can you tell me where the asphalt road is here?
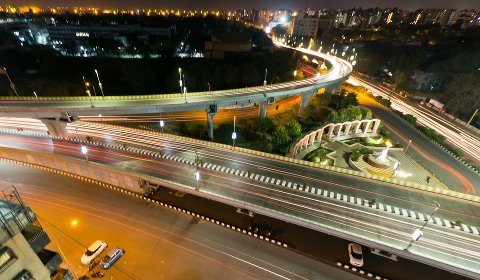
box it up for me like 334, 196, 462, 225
67, 122, 480, 226
0, 132, 479, 278
0, 161, 469, 280
0, 161, 362, 280
358, 94, 480, 194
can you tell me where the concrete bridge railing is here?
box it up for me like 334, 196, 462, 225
290, 119, 381, 157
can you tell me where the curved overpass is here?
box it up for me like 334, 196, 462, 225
0, 44, 352, 120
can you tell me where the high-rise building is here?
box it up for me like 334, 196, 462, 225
290, 11, 333, 39
0, 186, 68, 280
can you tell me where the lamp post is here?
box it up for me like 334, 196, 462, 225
94, 69, 105, 98
33, 91, 38, 98
160, 120, 164, 133
178, 67, 183, 94
183, 85, 187, 103
232, 116, 237, 147
1, 67, 18, 96
82, 76, 94, 108
405, 201, 440, 251
467, 108, 479, 126
207, 82, 211, 92
80, 145, 88, 161
194, 170, 200, 190
396, 139, 412, 170
194, 150, 200, 190
263, 68, 268, 86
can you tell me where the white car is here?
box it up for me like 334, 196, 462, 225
348, 243, 364, 267
81, 240, 108, 265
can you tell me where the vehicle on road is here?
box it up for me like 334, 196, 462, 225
101, 247, 125, 269
348, 243, 364, 267
81, 240, 108, 265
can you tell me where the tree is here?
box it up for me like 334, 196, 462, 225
403, 114, 417, 125
330, 91, 359, 109
340, 92, 359, 108
285, 120, 302, 138
329, 105, 364, 122
271, 126, 291, 146
361, 107, 373, 120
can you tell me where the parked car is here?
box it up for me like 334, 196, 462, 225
81, 240, 108, 265
101, 247, 125, 269
348, 243, 364, 267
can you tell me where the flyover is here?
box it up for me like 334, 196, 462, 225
0, 127, 479, 279
0, 46, 352, 139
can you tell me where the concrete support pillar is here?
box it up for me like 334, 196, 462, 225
372, 120, 381, 133
259, 101, 269, 119
344, 123, 352, 136
316, 130, 323, 142
326, 84, 341, 95
41, 119, 68, 138
309, 133, 315, 145
206, 112, 216, 140
327, 125, 335, 138
298, 92, 314, 116
336, 125, 343, 137
354, 122, 362, 134
363, 121, 371, 133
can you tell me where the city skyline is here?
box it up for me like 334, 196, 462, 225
4, 0, 480, 10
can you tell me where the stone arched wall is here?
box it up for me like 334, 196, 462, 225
290, 119, 381, 157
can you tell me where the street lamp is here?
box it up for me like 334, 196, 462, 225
1, 67, 18, 96
183, 86, 187, 103
160, 120, 164, 133
94, 69, 105, 98
98, 114, 102, 122
293, 70, 297, 78
232, 116, 237, 147
80, 145, 88, 161
396, 140, 412, 170
405, 201, 440, 251
194, 171, 200, 190
33, 91, 38, 98
263, 68, 268, 86
82, 76, 95, 108
207, 82, 211, 92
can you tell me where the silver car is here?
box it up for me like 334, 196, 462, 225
100, 247, 124, 269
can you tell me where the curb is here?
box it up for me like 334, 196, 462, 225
0, 157, 289, 249
336, 262, 389, 280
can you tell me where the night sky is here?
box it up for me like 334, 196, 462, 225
6, 0, 480, 10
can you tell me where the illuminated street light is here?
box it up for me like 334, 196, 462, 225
160, 120, 164, 133
405, 201, 440, 251
82, 76, 95, 108
232, 116, 237, 147
94, 69, 105, 98
293, 70, 297, 78
263, 68, 268, 86
194, 171, 200, 190
33, 91, 38, 98
80, 145, 88, 161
